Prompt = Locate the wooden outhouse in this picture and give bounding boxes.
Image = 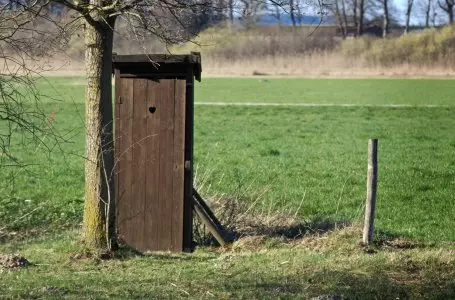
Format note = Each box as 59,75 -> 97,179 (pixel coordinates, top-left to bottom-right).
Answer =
112,54 -> 201,252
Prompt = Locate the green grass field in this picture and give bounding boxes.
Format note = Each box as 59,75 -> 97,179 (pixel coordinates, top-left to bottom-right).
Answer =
1,77 -> 454,298
1,77 -> 454,241
196,78 -> 455,105
1,229 -> 454,299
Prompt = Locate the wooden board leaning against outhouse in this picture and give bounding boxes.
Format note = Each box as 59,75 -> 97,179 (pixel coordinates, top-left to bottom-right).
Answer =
113,54 -> 201,253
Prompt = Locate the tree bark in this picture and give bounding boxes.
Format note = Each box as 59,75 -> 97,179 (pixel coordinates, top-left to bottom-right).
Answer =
405,0 -> 414,34
383,0 -> 389,38
83,16 -> 116,250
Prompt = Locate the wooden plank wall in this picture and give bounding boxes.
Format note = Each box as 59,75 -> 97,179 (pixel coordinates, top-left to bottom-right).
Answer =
116,78 -> 186,252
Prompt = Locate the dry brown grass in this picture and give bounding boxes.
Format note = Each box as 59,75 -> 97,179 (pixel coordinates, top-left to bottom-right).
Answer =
192,188 -> 358,251
33,52 -> 455,78
201,53 -> 455,77
215,221 -> 430,255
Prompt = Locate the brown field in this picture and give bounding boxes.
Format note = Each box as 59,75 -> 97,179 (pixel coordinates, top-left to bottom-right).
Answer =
200,53 -> 455,77
30,54 -> 455,78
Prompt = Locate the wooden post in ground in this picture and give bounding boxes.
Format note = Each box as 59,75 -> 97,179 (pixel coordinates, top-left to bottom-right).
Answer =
193,188 -> 232,247
363,139 -> 378,245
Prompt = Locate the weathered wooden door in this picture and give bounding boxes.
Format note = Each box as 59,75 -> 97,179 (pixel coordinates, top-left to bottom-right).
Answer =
115,78 -> 186,252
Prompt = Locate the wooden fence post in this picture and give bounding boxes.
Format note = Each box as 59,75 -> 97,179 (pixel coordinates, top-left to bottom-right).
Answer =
363,139 -> 378,245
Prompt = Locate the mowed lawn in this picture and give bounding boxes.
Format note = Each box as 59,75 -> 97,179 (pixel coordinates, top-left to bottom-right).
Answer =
0,77 -> 454,242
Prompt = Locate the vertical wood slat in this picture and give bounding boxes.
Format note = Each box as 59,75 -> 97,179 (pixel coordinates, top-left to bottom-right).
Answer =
183,68 -> 194,252
157,79 -> 175,251
131,79 -> 148,250
171,79 -> 186,251
144,80 -> 160,251
116,78 -> 134,245
114,70 -> 121,243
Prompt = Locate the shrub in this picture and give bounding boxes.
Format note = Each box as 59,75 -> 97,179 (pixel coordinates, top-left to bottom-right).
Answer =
172,25 -> 339,60
340,25 -> 455,67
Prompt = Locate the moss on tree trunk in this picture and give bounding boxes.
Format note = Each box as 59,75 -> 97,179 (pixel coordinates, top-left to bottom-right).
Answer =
83,16 -> 116,250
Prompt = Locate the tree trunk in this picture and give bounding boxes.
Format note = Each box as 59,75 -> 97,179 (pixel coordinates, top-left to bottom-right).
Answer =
341,0 -> 349,36
439,0 -> 454,24
358,0 -> 365,36
290,0 -> 297,27
274,4 -> 281,23
383,0 -> 389,38
83,17 -> 116,250
425,0 -> 432,27
353,0 -> 358,37
296,4 -> 303,24
431,0 -> 438,26
450,3 -> 454,23
335,0 -> 347,38
229,0 -> 234,23
405,0 -> 414,34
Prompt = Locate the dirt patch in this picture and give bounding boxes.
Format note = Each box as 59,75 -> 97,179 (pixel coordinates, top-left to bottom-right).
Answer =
0,253 -> 30,271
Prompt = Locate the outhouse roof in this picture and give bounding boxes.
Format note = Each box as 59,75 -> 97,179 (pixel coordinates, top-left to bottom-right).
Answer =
112,53 -> 201,81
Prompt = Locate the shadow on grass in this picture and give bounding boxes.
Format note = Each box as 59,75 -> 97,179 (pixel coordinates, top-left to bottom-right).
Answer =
373,229 -> 427,250
225,268 -> 455,299
197,214 -> 432,253
233,217 -> 353,239
112,246 -> 217,262
195,216 -> 353,247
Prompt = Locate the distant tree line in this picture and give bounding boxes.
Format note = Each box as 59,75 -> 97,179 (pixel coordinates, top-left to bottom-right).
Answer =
330,0 -> 453,38
3,0 -> 451,38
